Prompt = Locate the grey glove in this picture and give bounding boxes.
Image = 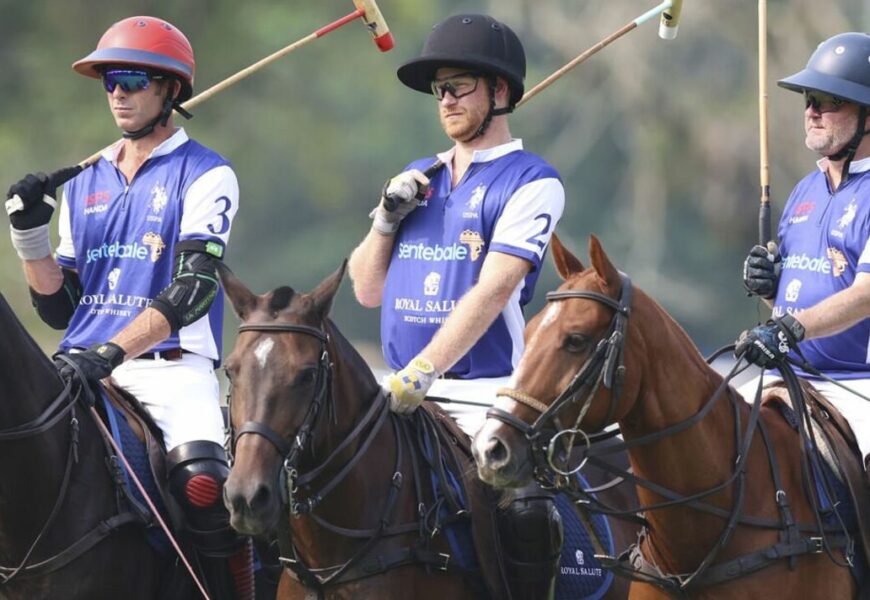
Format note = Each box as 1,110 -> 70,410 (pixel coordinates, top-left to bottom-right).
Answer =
370,169 -> 430,235
743,242 -> 780,300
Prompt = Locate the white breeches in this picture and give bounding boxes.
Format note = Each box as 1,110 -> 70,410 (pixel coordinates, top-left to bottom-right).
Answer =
430,376 -> 511,437
738,375 -> 870,464
112,353 -> 225,452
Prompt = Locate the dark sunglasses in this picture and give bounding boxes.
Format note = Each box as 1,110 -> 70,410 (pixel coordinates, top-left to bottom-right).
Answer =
431,71 -> 482,100
804,90 -> 846,114
101,69 -> 165,93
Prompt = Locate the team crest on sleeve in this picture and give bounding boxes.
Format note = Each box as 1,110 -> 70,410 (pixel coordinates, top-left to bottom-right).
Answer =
142,232 -> 166,262
459,230 -> 484,261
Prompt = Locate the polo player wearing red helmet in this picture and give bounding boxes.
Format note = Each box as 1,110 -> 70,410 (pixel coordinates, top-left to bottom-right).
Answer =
5,16 -> 253,599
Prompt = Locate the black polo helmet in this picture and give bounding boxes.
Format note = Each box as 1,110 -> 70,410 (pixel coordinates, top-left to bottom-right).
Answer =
397,14 -> 526,107
778,32 -> 870,106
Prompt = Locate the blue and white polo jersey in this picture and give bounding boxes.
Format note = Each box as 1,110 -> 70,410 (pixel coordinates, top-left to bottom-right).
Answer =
55,128 -> 239,361
772,156 -> 870,378
381,140 -> 565,379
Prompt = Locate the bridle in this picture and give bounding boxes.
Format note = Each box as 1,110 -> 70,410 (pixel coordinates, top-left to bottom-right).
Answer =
486,272 -> 633,480
230,321 -> 334,516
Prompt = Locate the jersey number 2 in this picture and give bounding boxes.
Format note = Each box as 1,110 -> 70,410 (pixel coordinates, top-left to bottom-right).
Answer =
525,214 -> 553,249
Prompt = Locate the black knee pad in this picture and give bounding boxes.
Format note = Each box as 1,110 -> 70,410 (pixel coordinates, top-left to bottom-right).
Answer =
166,440 -> 242,555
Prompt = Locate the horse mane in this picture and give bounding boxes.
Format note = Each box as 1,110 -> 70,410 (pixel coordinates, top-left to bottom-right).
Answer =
269,286 -> 295,313
0,292 -> 61,394
323,318 -> 379,391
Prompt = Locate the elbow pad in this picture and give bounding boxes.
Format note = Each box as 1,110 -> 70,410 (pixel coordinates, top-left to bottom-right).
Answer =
151,240 -> 224,333
29,268 -> 81,330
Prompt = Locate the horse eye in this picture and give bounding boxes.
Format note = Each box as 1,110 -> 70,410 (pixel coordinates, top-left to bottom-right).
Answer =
295,368 -> 318,387
564,333 -> 591,353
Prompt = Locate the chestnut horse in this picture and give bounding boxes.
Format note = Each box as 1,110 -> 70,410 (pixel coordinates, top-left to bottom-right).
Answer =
473,236 -> 859,599
0,292 -> 167,599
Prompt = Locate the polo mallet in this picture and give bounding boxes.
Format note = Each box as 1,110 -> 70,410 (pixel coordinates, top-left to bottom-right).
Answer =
384,0 -> 685,211
6,0 -> 394,216
758,0 -> 773,247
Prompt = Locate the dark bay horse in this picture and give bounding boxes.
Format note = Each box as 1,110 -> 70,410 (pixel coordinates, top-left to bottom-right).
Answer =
0,292 -> 166,599
473,235 -> 858,599
220,262 -> 505,599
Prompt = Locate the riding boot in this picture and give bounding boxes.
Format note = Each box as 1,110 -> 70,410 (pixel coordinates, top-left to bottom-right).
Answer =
167,441 -> 255,600
497,483 -> 563,600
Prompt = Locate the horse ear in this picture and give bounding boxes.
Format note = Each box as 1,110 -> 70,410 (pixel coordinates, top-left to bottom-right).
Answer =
550,233 -> 584,280
310,259 -> 348,319
588,235 -> 621,291
217,263 -> 257,320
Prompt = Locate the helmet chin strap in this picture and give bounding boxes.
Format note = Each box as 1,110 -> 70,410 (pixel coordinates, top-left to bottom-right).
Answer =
461,77 -> 514,143
121,78 -> 193,140
826,105 -> 870,186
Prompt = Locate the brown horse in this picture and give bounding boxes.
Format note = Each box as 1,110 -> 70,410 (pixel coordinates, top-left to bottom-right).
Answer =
473,235 -> 859,599
0,292 -> 169,599
219,263 -> 509,599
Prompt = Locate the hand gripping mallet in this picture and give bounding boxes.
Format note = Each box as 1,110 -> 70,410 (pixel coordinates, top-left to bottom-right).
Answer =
6,0 -> 394,217
385,0 -> 685,210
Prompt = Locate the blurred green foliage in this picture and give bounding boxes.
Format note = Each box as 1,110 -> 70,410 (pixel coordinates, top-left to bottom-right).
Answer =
1,0 -> 865,366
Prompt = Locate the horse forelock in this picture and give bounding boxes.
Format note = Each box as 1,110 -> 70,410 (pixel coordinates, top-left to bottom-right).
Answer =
268,286 -> 296,313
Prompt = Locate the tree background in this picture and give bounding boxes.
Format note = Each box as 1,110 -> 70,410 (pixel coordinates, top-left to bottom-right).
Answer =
1,0 -> 867,368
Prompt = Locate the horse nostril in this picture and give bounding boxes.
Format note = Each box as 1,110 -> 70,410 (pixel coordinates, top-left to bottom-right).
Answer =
248,482 -> 273,513
484,436 -> 510,468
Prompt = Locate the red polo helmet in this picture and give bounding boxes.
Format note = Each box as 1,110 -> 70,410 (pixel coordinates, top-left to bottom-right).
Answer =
72,16 -> 195,102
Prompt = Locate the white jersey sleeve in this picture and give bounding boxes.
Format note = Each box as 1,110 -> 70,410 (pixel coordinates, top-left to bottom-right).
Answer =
179,165 -> 239,246
490,177 -> 565,266
55,189 -> 75,264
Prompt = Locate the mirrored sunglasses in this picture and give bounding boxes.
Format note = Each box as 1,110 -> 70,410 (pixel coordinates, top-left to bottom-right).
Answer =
101,69 -> 164,93
431,71 -> 482,100
804,90 -> 846,114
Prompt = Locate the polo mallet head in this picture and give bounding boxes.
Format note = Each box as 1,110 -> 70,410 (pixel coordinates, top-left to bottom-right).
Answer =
659,0 -> 685,40
352,0 -> 394,52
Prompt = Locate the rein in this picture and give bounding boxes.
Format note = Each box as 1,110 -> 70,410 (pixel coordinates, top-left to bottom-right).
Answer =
487,275 -> 855,595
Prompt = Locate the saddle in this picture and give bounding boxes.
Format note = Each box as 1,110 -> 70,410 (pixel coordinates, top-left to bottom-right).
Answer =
420,402 -> 512,600
99,381 -> 185,534
762,379 -> 870,569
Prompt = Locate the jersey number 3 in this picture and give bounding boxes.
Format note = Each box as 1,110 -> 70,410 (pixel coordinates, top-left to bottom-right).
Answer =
207,196 -> 232,235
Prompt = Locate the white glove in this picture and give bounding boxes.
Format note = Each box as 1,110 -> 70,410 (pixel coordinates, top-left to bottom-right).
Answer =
382,355 -> 440,414
370,169 -> 430,235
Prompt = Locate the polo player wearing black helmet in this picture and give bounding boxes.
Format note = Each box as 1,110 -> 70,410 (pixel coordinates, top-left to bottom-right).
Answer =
349,14 -> 566,599
738,33 -> 870,482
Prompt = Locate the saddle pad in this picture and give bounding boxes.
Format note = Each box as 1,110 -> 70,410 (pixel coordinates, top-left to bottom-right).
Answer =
555,476 -> 615,600
100,391 -> 170,556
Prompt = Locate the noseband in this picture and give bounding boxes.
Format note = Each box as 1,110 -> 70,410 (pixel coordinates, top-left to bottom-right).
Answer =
231,322 -> 332,514
486,273 -> 632,478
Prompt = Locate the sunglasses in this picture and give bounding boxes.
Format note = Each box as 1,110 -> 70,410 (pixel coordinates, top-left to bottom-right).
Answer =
804,90 -> 846,114
431,71 -> 482,100
101,69 -> 165,93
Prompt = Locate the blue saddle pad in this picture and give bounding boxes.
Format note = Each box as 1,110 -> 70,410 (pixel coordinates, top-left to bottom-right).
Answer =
555,476 -> 615,600
100,391 -> 171,556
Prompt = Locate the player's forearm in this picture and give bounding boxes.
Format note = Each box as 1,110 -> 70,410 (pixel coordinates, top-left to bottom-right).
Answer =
110,307 -> 172,359
348,229 -> 394,308
23,256 -> 64,295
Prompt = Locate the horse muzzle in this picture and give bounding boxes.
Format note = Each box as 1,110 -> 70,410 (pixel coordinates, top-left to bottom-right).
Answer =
472,418 -> 533,489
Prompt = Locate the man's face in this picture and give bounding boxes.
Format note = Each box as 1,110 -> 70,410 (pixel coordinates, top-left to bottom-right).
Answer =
101,67 -> 172,132
433,67 -> 490,142
803,90 -> 863,156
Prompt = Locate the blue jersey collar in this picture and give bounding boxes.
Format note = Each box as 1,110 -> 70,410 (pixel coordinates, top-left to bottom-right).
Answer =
101,128 -> 190,164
